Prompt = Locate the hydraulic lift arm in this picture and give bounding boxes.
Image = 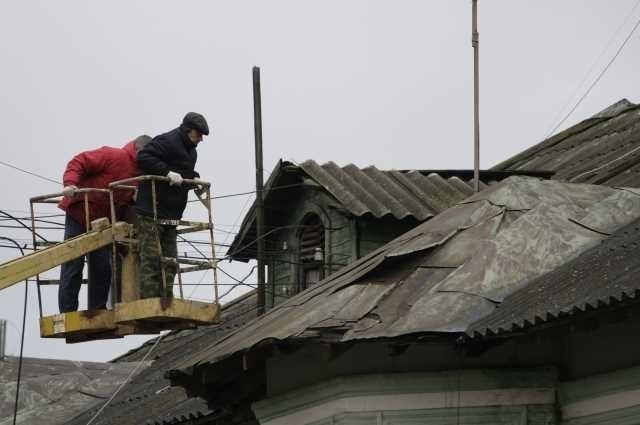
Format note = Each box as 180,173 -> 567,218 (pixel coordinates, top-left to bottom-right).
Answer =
0,221 -> 131,290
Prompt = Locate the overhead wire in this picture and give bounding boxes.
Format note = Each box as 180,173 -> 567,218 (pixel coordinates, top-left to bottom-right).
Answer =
85,333 -> 164,425
1,237 -> 27,425
544,0 -> 640,138
543,0 -> 640,140
0,160 -> 61,185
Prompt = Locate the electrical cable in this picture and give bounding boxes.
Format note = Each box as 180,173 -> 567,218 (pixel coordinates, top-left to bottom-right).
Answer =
0,160 -> 61,185
0,210 -> 50,242
545,3 -> 640,138
543,0 -> 640,140
85,333 -> 164,425
1,237 -> 27,425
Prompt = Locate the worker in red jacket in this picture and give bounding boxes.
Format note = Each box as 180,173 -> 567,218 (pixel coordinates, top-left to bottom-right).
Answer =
58,135 -> 151,313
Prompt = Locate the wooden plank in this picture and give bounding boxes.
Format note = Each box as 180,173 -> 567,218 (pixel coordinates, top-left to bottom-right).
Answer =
40,309 -> 116,338
0,222 -> 131,290
114,298 -> 220,326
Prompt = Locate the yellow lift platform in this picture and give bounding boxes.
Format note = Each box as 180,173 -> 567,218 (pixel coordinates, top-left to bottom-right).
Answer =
0,176 -> 221,343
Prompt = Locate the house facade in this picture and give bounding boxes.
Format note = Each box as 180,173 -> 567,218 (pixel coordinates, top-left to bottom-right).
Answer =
166,177 -> 640,425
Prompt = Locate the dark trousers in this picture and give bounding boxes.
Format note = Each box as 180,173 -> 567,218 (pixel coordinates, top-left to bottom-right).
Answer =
58,214 -> 111,313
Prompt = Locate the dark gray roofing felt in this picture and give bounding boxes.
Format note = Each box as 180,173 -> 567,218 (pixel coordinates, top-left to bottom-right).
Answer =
470,212 -> 640,336
63,291 -> 257,425
0,356 -> 149,425
493,99 -> 640,186
171,177 -> 640,372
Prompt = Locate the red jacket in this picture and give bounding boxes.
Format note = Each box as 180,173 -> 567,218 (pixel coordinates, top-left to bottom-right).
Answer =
59,140 -> 140,227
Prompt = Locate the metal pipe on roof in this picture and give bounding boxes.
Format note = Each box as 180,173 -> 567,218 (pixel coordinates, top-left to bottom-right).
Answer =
472,0 -> 480,192
253,66 -> 266,316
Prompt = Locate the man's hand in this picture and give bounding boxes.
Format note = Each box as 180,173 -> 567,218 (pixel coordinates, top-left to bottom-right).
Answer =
167,171 -> 183,186
193,177 -> 205,196
62,185 -> 78,198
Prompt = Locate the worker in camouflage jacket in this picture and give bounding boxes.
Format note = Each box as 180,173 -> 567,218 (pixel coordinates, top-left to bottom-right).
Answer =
135,112 -> 209,299
58,135 -> 151,313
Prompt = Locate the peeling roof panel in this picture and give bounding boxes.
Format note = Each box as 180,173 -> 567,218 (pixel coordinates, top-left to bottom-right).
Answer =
493,99 -> 640,186
172,177 -> 640,372
469,214 -> 640,336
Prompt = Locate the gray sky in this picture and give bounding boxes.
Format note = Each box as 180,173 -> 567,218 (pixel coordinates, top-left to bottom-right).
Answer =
1,0 -> 639,362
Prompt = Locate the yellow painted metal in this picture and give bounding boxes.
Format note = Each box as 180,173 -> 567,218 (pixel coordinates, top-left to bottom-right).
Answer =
114,298 -> 220,328
0,222 -> 131,290
40,309 -> 117,338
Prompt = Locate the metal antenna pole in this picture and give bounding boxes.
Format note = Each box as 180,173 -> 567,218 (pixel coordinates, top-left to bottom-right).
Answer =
253,66 -> 266,316
472,0 -> 480,192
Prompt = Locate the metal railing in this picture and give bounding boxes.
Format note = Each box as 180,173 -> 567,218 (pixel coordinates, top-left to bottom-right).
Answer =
28,176 -> 219,318
109,175 -> 219,305
30,188 -> 112,318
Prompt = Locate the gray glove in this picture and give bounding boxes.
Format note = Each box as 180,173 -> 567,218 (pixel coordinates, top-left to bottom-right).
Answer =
167,171 -> 183,186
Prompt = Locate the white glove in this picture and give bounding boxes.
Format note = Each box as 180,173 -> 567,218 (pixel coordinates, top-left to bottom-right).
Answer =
62,185 -> 78,198
167,171 -> 183,186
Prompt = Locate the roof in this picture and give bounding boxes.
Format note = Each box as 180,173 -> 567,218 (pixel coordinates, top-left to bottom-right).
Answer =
64,291 -> 257,425
493,99 -> 640,186
470,211 -> 640,337
228,159 -> 549,260
0,356 -> 149,425
171,176 -> 640,373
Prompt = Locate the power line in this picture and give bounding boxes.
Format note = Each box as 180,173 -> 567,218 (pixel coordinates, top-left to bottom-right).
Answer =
1,237 -> 27,425
543,0 -> 640,139
0,160 -> 61,185
545,1 -> 640,138
85,333 -> 164,425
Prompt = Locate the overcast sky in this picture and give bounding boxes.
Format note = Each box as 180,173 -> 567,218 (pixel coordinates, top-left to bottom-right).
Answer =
1,0 -> 639,362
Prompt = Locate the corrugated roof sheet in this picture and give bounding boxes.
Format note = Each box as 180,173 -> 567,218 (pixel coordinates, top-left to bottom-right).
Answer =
493,99 -> 640,186
469,206 -> 640,337
64,291 -> 257,425
228,160 -> 547,260
0,357 -> 148,425
172,177 -> 640,373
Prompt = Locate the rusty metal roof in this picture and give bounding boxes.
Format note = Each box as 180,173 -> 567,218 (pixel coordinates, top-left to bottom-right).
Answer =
469,209 -> 640,337
493,99 -> 640,186
0,357 -> 149,425
172,177 -> 640,373
228,160 -> 548,261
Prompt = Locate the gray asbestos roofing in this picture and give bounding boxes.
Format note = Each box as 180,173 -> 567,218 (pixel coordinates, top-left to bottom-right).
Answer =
298,160 -> 484,220
172,176 -> 640,372
227,159 -> 544,260
0,356 -> 148,425
63,291 -> 257,425
493,99 -> 640,186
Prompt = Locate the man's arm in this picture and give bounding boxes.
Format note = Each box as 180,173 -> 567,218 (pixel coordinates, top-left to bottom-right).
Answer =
137,137 -> 171,176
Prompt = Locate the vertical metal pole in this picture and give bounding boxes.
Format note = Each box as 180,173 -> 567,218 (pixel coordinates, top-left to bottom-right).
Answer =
472,0 -> 480,193
29,202 -> 43,318
205,187 -> 219,304
84,192 -> 92,308
0,320 -> 6,359
253,66 -> 266,316
151,180 -> 168,297
109,190 -> 118,307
